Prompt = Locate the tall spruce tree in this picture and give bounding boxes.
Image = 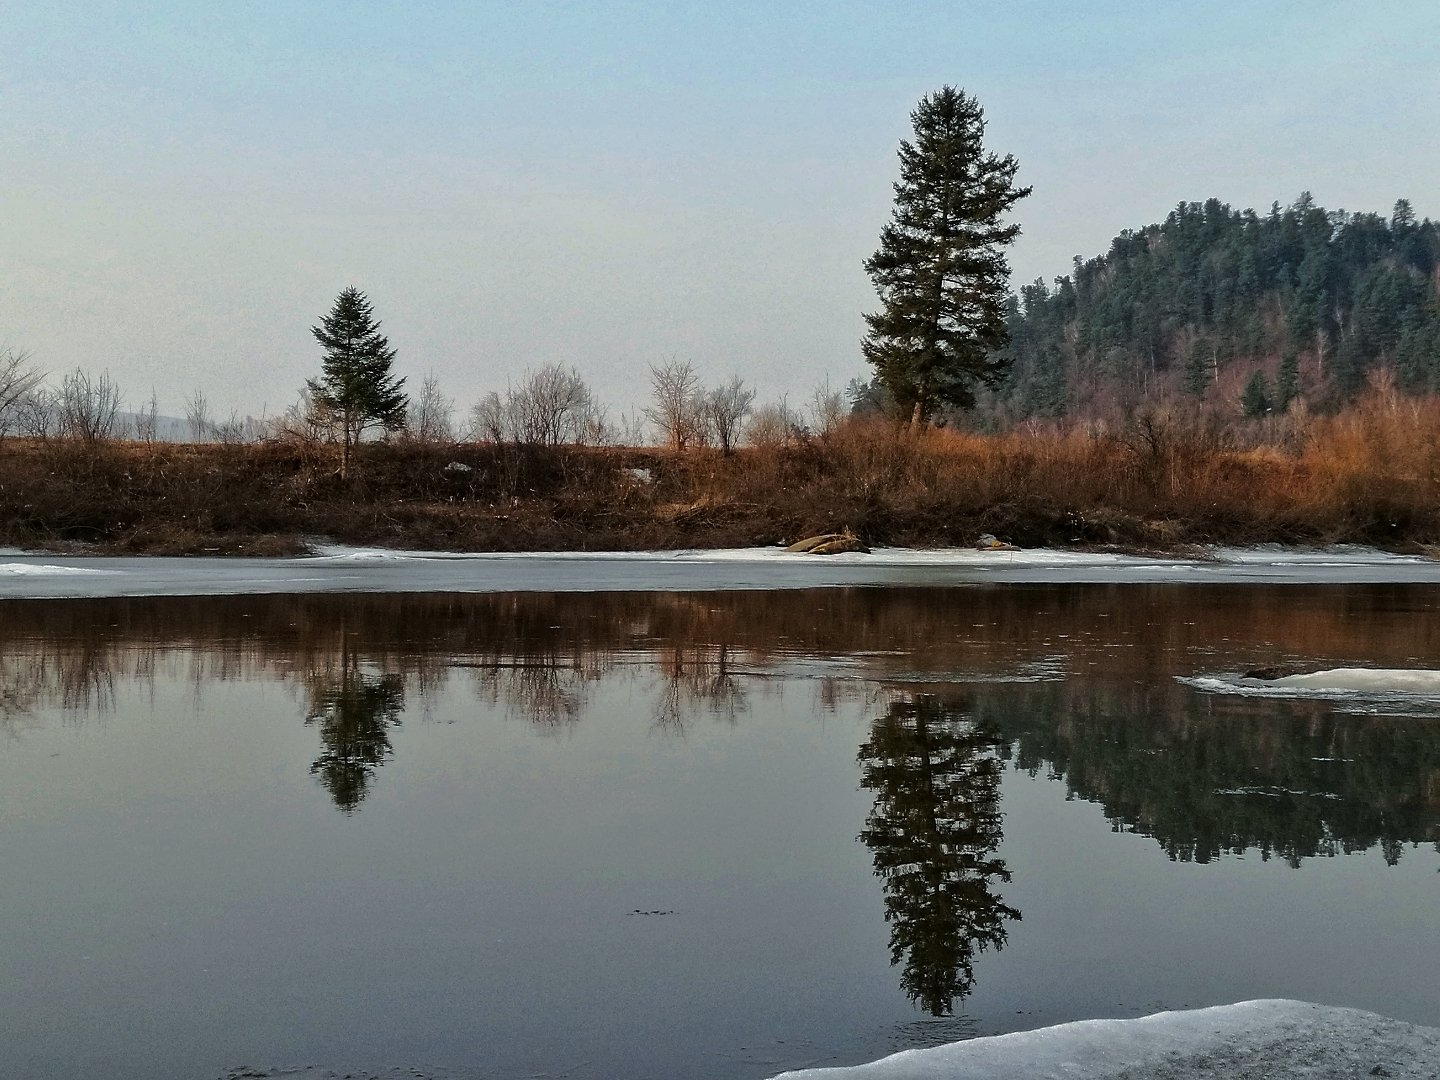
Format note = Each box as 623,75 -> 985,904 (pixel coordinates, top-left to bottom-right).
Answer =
1276,351 -> 1300,410
309,287 -> 407,477
863,87 -> 1031,429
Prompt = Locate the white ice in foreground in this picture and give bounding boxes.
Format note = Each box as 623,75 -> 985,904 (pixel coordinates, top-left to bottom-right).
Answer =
770,1000 -> 1440,1080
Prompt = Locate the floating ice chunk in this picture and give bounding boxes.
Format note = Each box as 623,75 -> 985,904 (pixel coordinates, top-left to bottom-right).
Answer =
1272,668 -> 1440,693
1182,668 -> 1440,703
769,1000 -> 1440,1080
0,563 -> 120,576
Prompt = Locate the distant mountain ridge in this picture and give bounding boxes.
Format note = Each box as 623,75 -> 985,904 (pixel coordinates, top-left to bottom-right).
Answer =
987,194 -> 1440,423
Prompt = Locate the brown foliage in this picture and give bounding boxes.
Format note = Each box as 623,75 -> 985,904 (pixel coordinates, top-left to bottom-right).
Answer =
2,383 -> 1439,554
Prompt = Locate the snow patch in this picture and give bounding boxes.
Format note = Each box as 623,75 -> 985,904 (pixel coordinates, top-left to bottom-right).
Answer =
769,1000 -> 1440,1079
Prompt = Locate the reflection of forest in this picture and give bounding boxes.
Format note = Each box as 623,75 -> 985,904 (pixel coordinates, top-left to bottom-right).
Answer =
859,695 -> 1017,1015
3,587 -> 1439,840
976,681 -> 1440,866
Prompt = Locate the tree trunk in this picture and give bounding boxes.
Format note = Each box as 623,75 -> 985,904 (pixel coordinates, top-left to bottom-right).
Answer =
910,400 -> 924,432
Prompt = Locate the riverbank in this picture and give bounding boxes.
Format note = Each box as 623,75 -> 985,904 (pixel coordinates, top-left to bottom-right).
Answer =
2,405 -> 1438,556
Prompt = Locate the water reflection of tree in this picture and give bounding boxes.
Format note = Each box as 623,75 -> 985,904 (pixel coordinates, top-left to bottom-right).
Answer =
981,683 -> 1440,867
652,644 -> 749,732
303,645 -> 405,812
6,590 -> 1440,858
858,695 -> 1019,1015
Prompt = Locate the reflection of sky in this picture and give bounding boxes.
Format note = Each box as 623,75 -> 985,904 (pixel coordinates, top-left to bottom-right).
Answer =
4,2 -> 1438,420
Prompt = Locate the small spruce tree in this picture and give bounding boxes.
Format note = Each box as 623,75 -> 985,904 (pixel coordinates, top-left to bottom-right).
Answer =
1241,370 -> 1272,419
308,287 -> 407,477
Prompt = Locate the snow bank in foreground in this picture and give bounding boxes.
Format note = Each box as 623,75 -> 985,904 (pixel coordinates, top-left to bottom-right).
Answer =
770,1000 -> 1440,1080
0,563 -> 120,577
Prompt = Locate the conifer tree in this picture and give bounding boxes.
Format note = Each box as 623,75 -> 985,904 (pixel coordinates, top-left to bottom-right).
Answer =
863,87 -> 1031,429
309,287 -> 407,477
1241,370 -> 1272,418
1183,338 -> 1211,399
1276,351 -> 1300,410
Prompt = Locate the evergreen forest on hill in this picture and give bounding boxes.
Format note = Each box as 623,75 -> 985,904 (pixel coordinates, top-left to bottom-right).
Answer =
978,195 -> 1440,425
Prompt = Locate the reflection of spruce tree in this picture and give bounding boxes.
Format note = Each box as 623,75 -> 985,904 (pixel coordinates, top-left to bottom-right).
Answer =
858,696 -> 1019,1015
304,646 -> 405,812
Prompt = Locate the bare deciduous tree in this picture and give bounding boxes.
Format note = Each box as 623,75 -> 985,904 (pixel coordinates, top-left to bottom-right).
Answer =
185,389 -> 211,442
14,387 -> 59,440
214,410 -> 249,445
406,371 -> 455,444
614,410 -> 650,448
809,376 -> 847,440
469,391 -> 506,444
59,369 -> 122,444
515,364 -> 594,446
0,348 -> 44,437
746,397 -> 805,449
703,375 -> 756,455
266,389 -> 340,445
645,360 -> 705,451
134,389 -> 160,443
469,365 -> 600,446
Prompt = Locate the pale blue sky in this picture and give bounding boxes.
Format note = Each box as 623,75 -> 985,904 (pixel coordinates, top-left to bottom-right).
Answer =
3,1 -> 1438,421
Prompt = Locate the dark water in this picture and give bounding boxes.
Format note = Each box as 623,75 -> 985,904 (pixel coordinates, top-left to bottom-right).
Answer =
2,586 -> 1439,1080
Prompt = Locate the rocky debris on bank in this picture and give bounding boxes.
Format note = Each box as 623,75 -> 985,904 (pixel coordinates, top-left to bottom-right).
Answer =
785,532 -> 871,555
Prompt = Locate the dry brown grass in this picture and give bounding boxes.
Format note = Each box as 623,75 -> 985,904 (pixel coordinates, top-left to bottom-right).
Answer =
3,382 -> 1439,554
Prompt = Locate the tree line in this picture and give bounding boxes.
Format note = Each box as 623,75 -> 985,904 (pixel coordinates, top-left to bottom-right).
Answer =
6,84 -> 1436,449
982,194 -> 1440,425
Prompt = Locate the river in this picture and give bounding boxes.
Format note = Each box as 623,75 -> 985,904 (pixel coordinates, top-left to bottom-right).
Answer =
2,556 -> 1439,1078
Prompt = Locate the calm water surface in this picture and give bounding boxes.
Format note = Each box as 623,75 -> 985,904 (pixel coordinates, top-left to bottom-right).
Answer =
2,585 -> 1439,1079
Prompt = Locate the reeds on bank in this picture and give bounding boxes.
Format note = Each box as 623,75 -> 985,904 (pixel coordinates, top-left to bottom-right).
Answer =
2,382 -> 1439,554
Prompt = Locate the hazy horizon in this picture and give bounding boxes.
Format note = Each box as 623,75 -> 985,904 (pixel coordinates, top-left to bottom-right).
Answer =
4,1 -> 1438,422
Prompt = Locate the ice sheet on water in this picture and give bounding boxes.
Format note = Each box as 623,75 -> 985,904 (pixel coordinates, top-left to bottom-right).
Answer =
769,1000 -> 1440,1080
0,562 -> 120,576
305,544 -> 1149,566
3,543 -> 1440,600
1215,543 -> 1433,565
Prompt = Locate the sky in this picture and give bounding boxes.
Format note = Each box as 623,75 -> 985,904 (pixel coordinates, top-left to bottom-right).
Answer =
3,1 -> 1439,424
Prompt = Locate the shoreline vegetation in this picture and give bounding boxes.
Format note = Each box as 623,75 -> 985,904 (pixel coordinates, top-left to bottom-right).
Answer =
4,380 -> 1440,558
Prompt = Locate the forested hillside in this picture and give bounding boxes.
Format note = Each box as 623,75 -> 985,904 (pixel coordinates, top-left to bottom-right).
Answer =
987,195 -> 1440,424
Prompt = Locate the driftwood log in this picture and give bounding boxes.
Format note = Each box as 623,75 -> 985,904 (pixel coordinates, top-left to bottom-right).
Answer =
785,533 -> 870,555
